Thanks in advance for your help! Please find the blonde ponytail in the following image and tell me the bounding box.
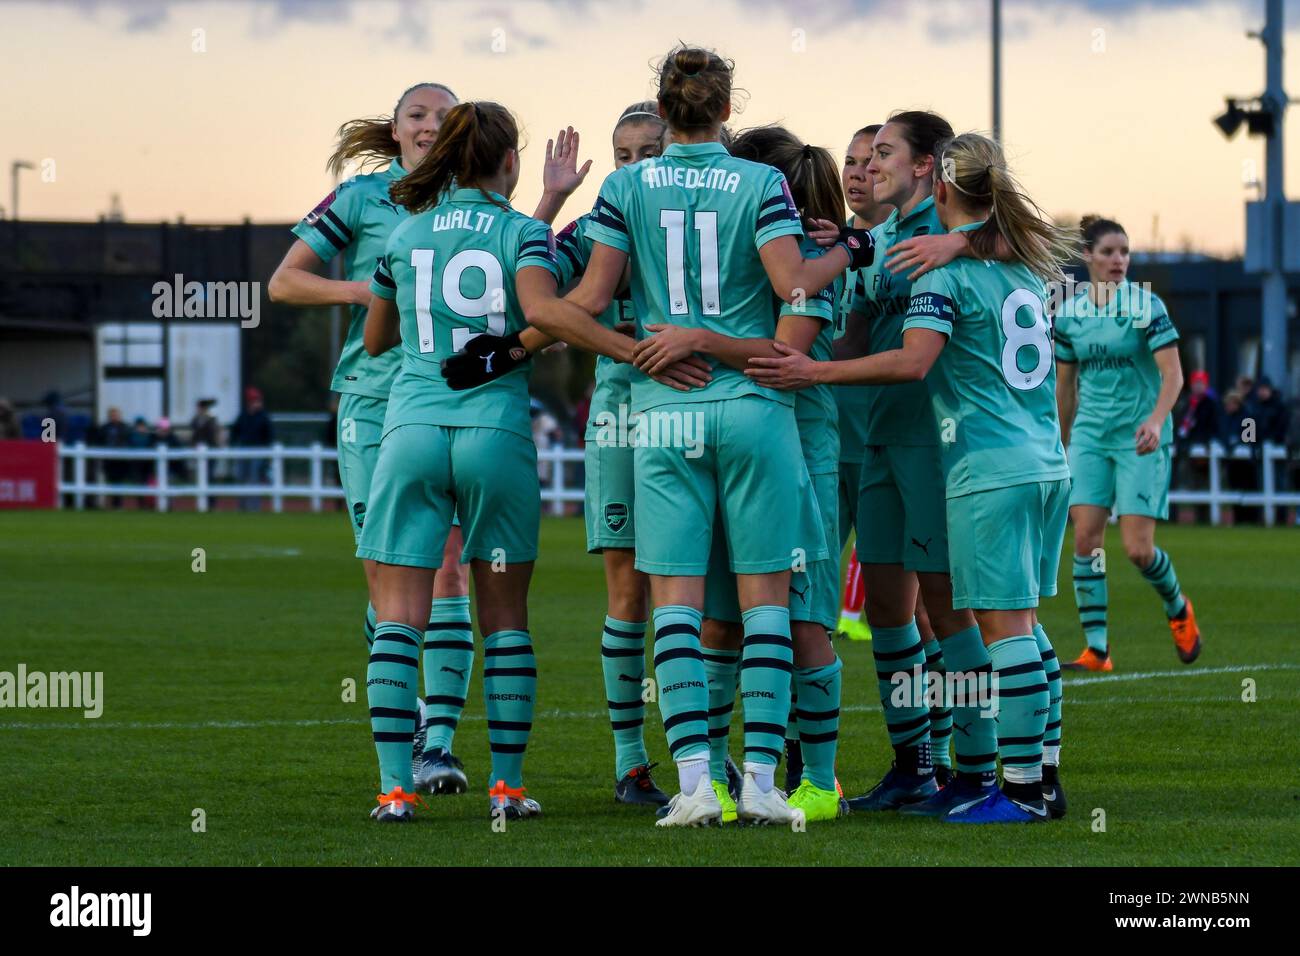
[938,133,1079,284]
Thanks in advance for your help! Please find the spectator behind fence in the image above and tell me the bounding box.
[191,398,221,447]
[1247,377,1288,446]
[43,390,68,442]
[97,407,132,509]
[190,397,221,484]
[1176,370,1220,445]
[0,398,21,439]
[128,416,154,508]
[231,386,273,511]
[154,417,187,482]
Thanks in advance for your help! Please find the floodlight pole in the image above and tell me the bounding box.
[11,160,34,221]
[992,0,1002,143]
[1260,0,1287,390]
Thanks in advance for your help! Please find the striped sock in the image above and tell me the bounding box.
[794,656,842,791]
[1141,547,1187,618]
[740,605,794,767]
[703,646,740,782]
[600,616,648,779]
[367,622,422,793]
[482,629,536,789]
[1073,555,1108,654]
[988,635,1048,786]
[422,596,473,755]
[364,603,377,650]
[652,606,709,762]
[872,619,931,772]
[924,638,953,769]
[941,625,998,784]
[785,676,799,742]
[1034,623,1062,767]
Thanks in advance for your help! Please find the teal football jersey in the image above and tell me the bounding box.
[848,195,944,446]
[833,264,871,464]
[292,158,409,399]
[779,236,842,475]
[584,141,806,413]
[369,187,559,440]
[554,214,635,434]
[902,222,1069,498]
[1054,281,1179,449]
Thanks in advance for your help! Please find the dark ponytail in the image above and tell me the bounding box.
[389,101,518,214]
[886,110,954,164]
[1080,214,1126,251]
[731,125,844,226]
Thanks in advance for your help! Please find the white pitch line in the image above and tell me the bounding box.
[1062,662,1300,686]
[2,663,1295,731]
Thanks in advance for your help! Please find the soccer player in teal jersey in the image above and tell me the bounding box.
[346,100,630,823]
[553,47,874,827]
[269,84,590,800]
[632,125,852,823]
[1055,216,1202,671]
[752,131,1079,822]
[816,112,982,814]
[833,123,889,644]
[552,102,674,808]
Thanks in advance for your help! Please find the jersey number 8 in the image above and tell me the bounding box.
[1000,288,1052,391]
[411,248,506,355]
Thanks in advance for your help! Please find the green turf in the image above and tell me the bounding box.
[2,512,1297,865]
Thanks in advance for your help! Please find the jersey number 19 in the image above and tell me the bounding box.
[411,248,506,354]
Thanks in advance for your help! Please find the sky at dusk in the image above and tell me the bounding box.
[3,0,1299,256]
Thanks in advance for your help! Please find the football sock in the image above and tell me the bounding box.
[740,605,794,767]
[482,629,536,790]
[743,761,775,793]
[652,606,709,763]
[942,625,998,784]
[422,596,473,755]
[367,622,422,794]
[840,553,865,621]
[785,676,799,742]
[987,635,1049,787]
[872,619,931,769]
[924,637,953,769]
[364,603,377,650]
[703,646,740,782]
[600,616,649,779]
[1073,555,1108,655]
[678,755,709,795]
[794,656,842,790]
[1141,547,1187,618]
[1034,623,1062,767]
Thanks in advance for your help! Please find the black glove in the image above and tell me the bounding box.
[440,331,530,391]
[835,225,876,270]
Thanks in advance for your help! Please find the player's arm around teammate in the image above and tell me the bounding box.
[267,83,484,792]
[752,113,978,814]
[356,101,575,822]
[1054,217,1200,672]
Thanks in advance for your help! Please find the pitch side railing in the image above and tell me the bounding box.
[50,441,1300,526]
[55,442,585,516]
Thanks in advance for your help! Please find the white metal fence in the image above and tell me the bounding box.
[56,443,585,515]
[53,440,1300,525]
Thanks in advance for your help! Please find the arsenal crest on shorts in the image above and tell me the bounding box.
[604,502,629,533]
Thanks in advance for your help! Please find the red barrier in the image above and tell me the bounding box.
[0,440,59,509]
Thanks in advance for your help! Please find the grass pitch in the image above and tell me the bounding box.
[2,511,1297,866]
